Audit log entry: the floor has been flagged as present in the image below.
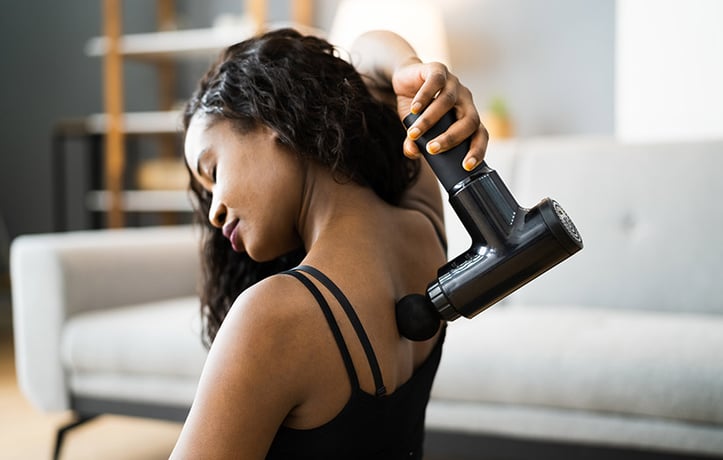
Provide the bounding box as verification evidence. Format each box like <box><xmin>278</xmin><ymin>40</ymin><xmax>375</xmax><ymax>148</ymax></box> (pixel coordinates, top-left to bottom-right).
<box><xmin>0</xmin><ymin>288</ymin><xmax>183</xmax><ymax>460</ymax></box>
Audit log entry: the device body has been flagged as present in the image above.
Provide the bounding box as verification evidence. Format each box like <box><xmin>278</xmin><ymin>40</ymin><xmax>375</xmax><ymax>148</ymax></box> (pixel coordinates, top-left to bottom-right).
<box><xmin>398</xmin><ymin>111</ymin><xmax>583</xmax><ymax>338</ymax></box>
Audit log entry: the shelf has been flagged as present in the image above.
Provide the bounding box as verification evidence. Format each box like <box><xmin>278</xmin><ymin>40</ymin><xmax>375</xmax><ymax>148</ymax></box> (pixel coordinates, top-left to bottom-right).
<box><xmin>86</xmin><ymin>190</ymin><xmax>193</xmax><ymax>212</ymax></box>
<box><xmin>86</xmin><ymin>110</ymin><xmax>183</xmax><ymax>134</ymax></box>
<box><xmin>85</xmin><ymin>22</ymin><xmax>325</xmax><ymax>60</ymax></box>
<box><xmin>54</xmin><ymin>111</ymin><xmax>183</xmax><ymax>136</ymax></box>
<box><xmin>85</xmin><ymin>25</ymin><xmax>255</xmax><ymax>60</ymax></box>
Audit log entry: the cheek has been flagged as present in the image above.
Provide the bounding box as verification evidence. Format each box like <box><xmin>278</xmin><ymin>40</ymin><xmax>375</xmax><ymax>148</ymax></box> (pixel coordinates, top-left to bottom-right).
<box><xmin>245</xmin><ymin>167</ymin><xmax>305</xmax><ymax>259</ymax></box>
<box><xmin>217</xmin><ymin>167</ymin><xmax>250</xmax><ymax>209</ymax></box>
<box><xmin>265</xmin><ymin>176</ymin><xmax>305</xmax><ymax>235</ymax></box>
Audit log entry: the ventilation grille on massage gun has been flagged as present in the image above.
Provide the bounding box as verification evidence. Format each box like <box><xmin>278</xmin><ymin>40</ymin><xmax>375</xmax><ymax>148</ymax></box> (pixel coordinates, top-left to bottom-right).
<box><xmin>553</xmin><ymin>200</ymin><xmax>583</xmax><ymax>244</ymax></box>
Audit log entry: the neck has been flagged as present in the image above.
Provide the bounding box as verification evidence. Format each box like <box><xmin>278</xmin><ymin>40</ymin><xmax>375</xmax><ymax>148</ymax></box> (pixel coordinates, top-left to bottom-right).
<box><xmin>296</xmin><ymin>164</ymin><xmax>381</xmax><ymax>254</ymax></box>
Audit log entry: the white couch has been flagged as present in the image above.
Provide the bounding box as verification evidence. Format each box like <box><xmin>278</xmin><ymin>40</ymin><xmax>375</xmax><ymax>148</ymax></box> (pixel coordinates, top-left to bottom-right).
<box><xmin>10</xmin><ymin>225</ymin><xmax>206</xmax><ymax>422</ymax></box>
<box><xmin>429</xmin><ymin>136</ymin><xmax>723</xmax><ymax>458</ymax></box>
<box><xmin>11</xmin><ymin>136</ymin><xmax>723</xmax><ymax>458</ymax></box>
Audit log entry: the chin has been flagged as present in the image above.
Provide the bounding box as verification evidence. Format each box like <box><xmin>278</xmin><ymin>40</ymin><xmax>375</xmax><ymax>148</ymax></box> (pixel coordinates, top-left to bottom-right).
<box><xmin>247</xmin><ymin>242</ymin><xmax>305</xmax><ymax>264</ymax></box>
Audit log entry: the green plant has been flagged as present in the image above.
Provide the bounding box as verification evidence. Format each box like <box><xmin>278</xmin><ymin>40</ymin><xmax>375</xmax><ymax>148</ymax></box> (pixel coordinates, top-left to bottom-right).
<box><xmin>488</xmin><ymin>97</ymin><xmax>509</xmax><ymax>118</ymax></box>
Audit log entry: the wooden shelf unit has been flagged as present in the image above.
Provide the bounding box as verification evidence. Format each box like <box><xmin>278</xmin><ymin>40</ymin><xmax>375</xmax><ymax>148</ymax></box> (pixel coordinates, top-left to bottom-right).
<box><xmin>95</xmin><ymin>0</ymin><xmax>314</xmax><ymax>227</ymax></box>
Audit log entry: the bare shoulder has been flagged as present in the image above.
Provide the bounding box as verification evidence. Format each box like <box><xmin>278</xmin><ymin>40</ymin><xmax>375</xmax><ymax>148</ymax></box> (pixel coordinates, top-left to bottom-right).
<box><xmin>213</xmin><ymin>272</ymin><xmax>331</xmax><ymax>397</ymax></box>
<box><xmin>215</xmin><ymin>272</ymin><xmax>323</xmax><ymax>377</ymax></box>
<box><xmin>171</xmin><ymin>272</ymin><xmax>323</xmax><ymax>458</ymax></box>
<box><xmin>223</xmin><ymin>271</ymin><xmax>314</xmax><ymax>333</ymax></box>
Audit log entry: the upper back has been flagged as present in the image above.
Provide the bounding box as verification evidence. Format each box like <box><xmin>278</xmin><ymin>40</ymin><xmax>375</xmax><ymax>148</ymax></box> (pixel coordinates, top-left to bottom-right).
<box><xmin>266</xmin><ymin>262</ymin><xmax>445</xmax><ymax>460</ymax></box>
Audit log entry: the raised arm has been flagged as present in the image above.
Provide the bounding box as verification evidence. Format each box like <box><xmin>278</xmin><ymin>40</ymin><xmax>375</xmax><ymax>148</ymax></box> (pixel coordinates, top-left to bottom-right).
<box><xmin>348</xmin><ymin>30</ymin><xmax>488</xmax><ymax>242</ymax></box>
<box><xmin>349</xmin><ymin>30</ymin><xmax>487</xmax><ymax>168</ymax></box>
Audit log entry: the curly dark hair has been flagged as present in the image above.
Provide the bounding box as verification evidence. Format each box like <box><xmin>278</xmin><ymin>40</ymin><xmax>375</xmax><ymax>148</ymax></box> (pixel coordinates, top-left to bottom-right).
<box><xmin>184</xmin><ymin>28</ymin><xmax>419</xmax><ymax>347</ymax></box>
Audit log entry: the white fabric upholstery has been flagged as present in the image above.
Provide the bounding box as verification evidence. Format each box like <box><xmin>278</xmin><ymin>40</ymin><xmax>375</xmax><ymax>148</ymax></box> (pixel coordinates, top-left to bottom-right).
<box><xmin>61</xmin><ymin>297</ymin><xmax>206</xmax><ymax>406</ymax></box>
<box><xmin>10</xmin><ymin>225</ymin><xmax>200</xmax><ymax>411</ymax></box>
<box><xmin>508</xmin><ymin>137</ymin><xmax>723</xmax><ymax>314</ymax></box>
<box><xmin>431</xmin><ymin>136</ymin><xmax>723</xmax><ymax>455</ymax></box>
<box><xmin>426</xmin><ymin>401</ymin><xmax>723</xmax><ymax>457</ymax></box>
<box><xmin>432</xmin><ymin>305</ymin><xmax>723</xmax><ymax>425</ymax></box>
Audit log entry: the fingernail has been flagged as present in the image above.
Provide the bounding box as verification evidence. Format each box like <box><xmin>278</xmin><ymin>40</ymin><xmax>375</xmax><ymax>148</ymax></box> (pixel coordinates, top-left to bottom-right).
<box><xmin>403</xmin><ymin>144</ymin><xmax>419</xmax><ymax>159</ymax></box>
<box><xmin>463</xmin><ymin>157</ymin><xmax>478</xmax><ymax>171</ymax></box>
<box><xmin>408</xmin><ymin>127</ymin><xmax>421</xmax><ymax>140</ymax></box>
<box><xmin>411</xmin><ymin>102</ymin><xmax>422</xmax><ymax>114</ymax></box>
<box><xmin>427</xmin><ymin>141</ymin><xmax>441</xmax><ymax>154</ymax></box>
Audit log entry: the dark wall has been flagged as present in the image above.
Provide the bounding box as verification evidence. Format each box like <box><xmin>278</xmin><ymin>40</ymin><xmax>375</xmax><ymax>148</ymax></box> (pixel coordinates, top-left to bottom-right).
<box><xmin>0</xmin><ymin>0</ymin><xmax>289</xmax><ymax>242</ymax></box>
<box><xmin>0</xmin><ymin>2</ymin><xmax>102</xmax><ymax>240</ymax></box>
<box><xmin>0</xmin><ymin>1</ymin><xmax>168</xmax><ymax>240</ymax></box>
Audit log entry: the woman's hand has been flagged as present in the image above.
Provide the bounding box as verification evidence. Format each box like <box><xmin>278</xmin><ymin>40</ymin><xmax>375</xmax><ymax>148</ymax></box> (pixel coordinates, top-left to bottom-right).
<box><xmin>391</xmin><ymin>60</ymin><xmax>488</xmax><ymax>171</ymax></box>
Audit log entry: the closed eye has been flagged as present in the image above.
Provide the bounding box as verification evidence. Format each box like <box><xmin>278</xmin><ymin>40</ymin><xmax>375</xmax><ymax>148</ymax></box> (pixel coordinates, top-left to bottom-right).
<box><xmin>195</xmin><ymin>149</ymin><xmax>217</xmax><ymax>184</ymax></box>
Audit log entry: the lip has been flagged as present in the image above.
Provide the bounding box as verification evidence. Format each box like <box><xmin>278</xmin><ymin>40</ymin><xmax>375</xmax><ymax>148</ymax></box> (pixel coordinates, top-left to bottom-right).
<box><xmin>221</xmin><ymin>219</ymin><xmax>241</xmax><ymax>251</ymax></box>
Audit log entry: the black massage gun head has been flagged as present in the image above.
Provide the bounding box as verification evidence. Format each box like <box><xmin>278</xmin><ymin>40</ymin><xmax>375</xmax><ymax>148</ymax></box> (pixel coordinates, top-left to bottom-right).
<box><xmin>395</xmin><ymin>294</ymin><xmax>441</xmax><ymax>341</ymax></box>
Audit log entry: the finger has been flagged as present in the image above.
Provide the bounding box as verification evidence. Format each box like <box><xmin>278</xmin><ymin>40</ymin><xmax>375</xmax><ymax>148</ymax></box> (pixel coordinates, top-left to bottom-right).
<box><xmin>409</xmin><ymin>64</ymin><xmax>448</xmax><ymax>115</ymax></box>
<box><xmin>403</xmin><ymin>137</ymin><xmax>422</xmax><ymax>159</ymax></box>
<box><xmin>407</xmin><ymin>76</ymin><xmax>459</xmax><ymax>140</ymax></box>
<box><xmin>463</xmin><ymin>124</ymin><xmax>490</xmax><ymax>171</ymax></box>
<box><xmin>424</xmin><ymin>104</ymin><xmax>481</xmax><ymax>155</ymax></box>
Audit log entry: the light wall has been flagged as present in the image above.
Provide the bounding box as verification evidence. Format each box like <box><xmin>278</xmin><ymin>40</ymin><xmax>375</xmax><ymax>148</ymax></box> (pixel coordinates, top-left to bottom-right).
<box><xmin>615</xmin><ymin>0</ymin><xmax>723</xmax><ymax>142</ymax></box>
<box><xmin>318</xmin><ymin>0</ymin><xmax>616</xmax><ymax>138</ymax></box>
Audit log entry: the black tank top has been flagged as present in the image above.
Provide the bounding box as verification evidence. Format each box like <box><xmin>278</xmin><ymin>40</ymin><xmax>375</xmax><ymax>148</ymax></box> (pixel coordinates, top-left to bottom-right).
<box><xmin>265</xmin><ymin>265</ymin><xmax>445</xmax><ymax>460</ymax></box>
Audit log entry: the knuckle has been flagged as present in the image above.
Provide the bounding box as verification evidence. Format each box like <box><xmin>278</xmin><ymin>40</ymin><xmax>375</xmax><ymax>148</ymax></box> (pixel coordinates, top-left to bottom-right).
<box><xmin>441</xmin><ymin>89</ymin><xmax>457</xmax><ymax>105</ymax></box>
<box><xmin>479</xmin><ymin>123</ymin><xmax>490</xmax><ymax>141</ymax></box>
<box><xmin>437</xmin><ymin>132</ymin><xmax>454</xmax><ymax>150</ymax></box>
<box><xmin>472</xmin><ymin>110</ymin><xmax>482</xmax><ymax>125</ymax></box>
<box><xmin>414</xmin><ymin>117</ymin><xmax>431</xmax><ymax>133</ymax></box>
<box><xmin>428</xmin><ymin>69</ymin><xmax>447</xmax><ymax>87</ymax></box>
<box><xmin>460</xmin><ymin>84</ymin><xmax>472</xmax><ymax>98</ymax></box>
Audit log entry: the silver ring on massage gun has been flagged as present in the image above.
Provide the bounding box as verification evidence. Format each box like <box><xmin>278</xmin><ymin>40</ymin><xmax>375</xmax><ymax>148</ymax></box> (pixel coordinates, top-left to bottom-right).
<box><xmin>427</xmin><ymin>281</ymin><xmax>460</xmax><ymax>321</ymax></box>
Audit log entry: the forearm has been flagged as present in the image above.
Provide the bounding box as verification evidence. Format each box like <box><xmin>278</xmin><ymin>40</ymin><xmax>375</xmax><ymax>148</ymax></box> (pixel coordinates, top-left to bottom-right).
<box><xmin>349</xmin><ymin>30</ymin><xmax>446</xmax><ymax>239</ymax></box>
<box><xmin>348</xmin><ymin>30</ymin><xmax>422</xmax><ymax>106</ymax></box>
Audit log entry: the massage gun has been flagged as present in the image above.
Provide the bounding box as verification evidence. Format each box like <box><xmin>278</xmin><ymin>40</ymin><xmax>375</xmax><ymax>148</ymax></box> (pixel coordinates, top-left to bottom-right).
<box><xmin>396</xmin><ymin>111</ymin><xmax>583</xmax><ymax>341</ymax></box>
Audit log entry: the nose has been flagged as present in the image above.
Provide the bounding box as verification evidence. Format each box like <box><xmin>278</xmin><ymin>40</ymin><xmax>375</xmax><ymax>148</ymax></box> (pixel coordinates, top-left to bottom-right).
<box><xmin>208</xmin><ymin>193</ymin><xmax>227</xmax><ymax>228</ymax></box>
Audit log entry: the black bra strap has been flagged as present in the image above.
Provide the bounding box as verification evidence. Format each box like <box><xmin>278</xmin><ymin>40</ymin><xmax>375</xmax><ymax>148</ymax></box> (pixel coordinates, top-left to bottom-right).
<box><xmin>296</xmin><ymin>265</ymin><xmax>387</xmax><ymax>397</ymax></box>
<box><xmin>283</xmin><ymin>270</ymin><xmax>360</xmax><ymax>389</ymax></box>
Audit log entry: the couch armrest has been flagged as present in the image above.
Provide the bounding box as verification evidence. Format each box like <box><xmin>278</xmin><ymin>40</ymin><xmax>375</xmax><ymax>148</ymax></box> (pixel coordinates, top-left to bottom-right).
<box><xmin>10</xmin><ymin>225</ymin><xmax>200</xmax><ymax>412</ymax></box>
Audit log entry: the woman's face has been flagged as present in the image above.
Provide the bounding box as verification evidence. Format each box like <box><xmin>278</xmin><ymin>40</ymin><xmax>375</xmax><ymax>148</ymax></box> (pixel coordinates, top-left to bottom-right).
<box><xmin>185</xmin><ymin>113</ymin><xmax>305</xmax><ymax>261</ymax></box>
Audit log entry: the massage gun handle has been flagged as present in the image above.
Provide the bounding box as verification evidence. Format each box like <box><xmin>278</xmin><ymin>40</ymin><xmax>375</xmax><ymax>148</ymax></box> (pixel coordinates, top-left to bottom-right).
<box><xmin>403</xmin><ymin>111</ymin><xmax>486</xmax><ymax>192</ymax></box>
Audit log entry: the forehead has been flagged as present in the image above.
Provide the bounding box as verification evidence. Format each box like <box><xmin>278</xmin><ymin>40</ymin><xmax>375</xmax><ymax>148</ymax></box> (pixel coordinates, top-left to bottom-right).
<box><xmin>184</xmin><ymin>113</ymin><xmax>215</xmax><ymax>165</ymax></box>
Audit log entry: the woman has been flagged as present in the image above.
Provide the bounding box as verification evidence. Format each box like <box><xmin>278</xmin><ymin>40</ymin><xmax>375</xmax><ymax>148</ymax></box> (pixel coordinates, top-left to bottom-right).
<box><xmin>172</xmin><ymin>28</ymin><xmax>486</xmax><ymax>459</ymax></box>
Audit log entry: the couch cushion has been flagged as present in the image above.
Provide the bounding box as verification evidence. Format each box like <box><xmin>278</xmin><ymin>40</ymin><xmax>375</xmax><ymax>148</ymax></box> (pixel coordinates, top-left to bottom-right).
<box><xmin>432</xmin><ymin>304</ymin><xmax>723</xmax><ymax>426</ymax></box>
<box><xmin>425</xmin><ymin>399</ymin><xmax>723</xmax><ymax>457</ymax></box>
<box><xmin>61</xmin><ymin>297</ymin><xmax>207</xmax><ymax>405</ymax></box>
<box><xmin>508</xmin><ymin>137</ymin><xmax>723</xmax><ymax>314</ymax></box>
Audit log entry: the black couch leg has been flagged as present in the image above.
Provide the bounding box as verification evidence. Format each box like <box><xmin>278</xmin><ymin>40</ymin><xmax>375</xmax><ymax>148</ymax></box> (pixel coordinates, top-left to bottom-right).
<box><xmin>53</xmin><ymin>414</ymin><xmax>98</xmax><ymax>460</ymax></box>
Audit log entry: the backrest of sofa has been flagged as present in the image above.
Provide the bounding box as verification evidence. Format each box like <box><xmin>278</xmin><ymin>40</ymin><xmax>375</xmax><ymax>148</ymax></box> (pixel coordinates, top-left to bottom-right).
<box><xmin>505</xmin><ymin>136</ymin><xmax>723</xmax><ymax>314</ymax></box>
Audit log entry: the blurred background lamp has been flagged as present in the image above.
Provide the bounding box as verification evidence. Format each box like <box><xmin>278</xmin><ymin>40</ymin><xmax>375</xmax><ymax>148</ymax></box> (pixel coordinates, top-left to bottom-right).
<box><xmin>329</xmin><ymin>0</ymin><xmax>450</xmax><ymax>66</ymax></box>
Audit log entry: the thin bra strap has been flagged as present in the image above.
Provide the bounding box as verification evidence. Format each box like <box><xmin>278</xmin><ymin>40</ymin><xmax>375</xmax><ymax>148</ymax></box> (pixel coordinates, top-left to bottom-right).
<box><xmin>296</xmin><ymin>265</ymin><xmax>387</xmax><ymax>397</ymax></box>
<box><xmin>282</xmin><ymin>270</ymin><xmax>361</xmax><ymax>389</ymax></box>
